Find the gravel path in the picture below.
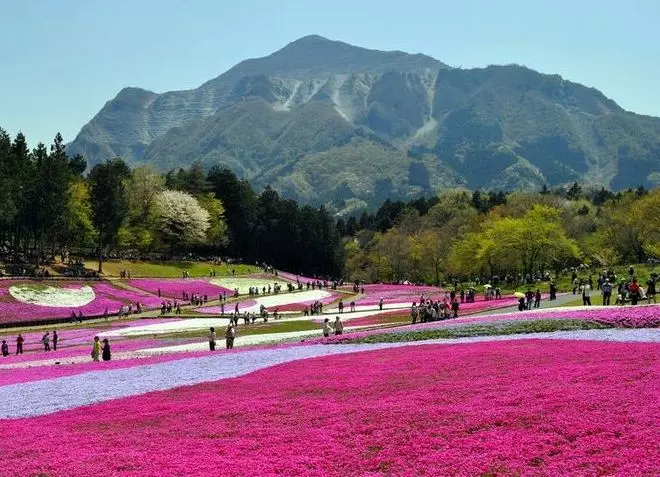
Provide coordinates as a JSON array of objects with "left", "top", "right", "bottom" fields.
[{"left": 3, "top": 328, "right": 658, "bottom": 419}]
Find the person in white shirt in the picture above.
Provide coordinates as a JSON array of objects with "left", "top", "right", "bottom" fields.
[
  {"left": 580, "top": 282, "right": 592, "bottom": 306},
  {"left": 334, "top": 316, "right": 344, "bottom": 335},
  {"left": 208, "top": 327, "right": 216, "bottom": 351},
  {"left": 323, "top": 318, "right": 333, "bottom": 337}
]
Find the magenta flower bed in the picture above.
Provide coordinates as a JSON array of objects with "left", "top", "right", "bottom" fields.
[
  {"left": 2, "top": 340, "right": 658, "bottom": 476},
  {"left": 0, "top": 281, "right": 164, "bottom": 325},
  {"left": 127, "top": 279, "right": 232, "bottom": 300},
  {"left": 351, "top": 284, "right": 444, "bottom": 305},
  {"left": 275, "top": 271, "right": 317, "bottom": 283},
  {"left": 415, "top": 304, "right": 660, "bottom": 330},
  {"left": 314, "top": 304, "right": 660, "bottom": 344}
]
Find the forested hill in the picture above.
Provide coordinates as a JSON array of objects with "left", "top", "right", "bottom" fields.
[{"left": 68, "top": 35, "right": 660, "bottom": 212}]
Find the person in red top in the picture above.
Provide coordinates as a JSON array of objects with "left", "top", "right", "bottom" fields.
[
  {"left": 16, "top": 334, "right": 24, "bottom": 355},
  {"left": 628, "top": 278, "right": 641, "bottom": 305}
]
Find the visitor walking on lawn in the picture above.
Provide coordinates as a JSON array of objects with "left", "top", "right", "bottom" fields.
[
  {"left": 225, "top": 323, "right": 235, "bottom": 349},
  {"left": 334, "top": 316, "right": 344, "bottom": 335},
  {"left": 52, "top": 330, "right": 58, "bottom": 351},
  {"left": 208, "top": 327, "right": 217, "bottom": 351},
  {"left": 15, "top": 334, "right": 24, "bottom": 355},
  {"left": 91, "top": 336, "right": 102, "bottom": 361},
  {"left": 42, "top": 332, "right": 50, "bottom": 352},
  {"left": 1, "top": 340, "right": 8, "bottom": 357},
  {"left": 102, "top": 339, "right": 111, "bottom": 361}
]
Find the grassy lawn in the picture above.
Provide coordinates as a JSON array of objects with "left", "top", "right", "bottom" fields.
[
  {"left": 341, "top": 319, "right": 610, "bottom": 344},
  {"left": 155, "top": 318, "right": 322, "bottom": 340},
  {"left": 90, "top": 260, "right": 260, "bottom": 278}
]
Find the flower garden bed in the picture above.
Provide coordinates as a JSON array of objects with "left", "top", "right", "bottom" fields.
[
  {"left": 209, "top": 276, "right": 292, "bottom": 294},
  {"left": 2, "top": 339, "right": 658, "bottom": 476},
  {"left": 314, "top": 304, "right": 660, "bottom": 344},
  {"left": 127, "top": 278, "right": 232, "bottom": 300},
  {"left": 0, "top": 281, "right": 164, "bottom": 326}
]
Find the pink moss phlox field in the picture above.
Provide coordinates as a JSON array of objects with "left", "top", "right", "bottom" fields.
[
  {"left": 2, "top": 340, "right": 658, "bottom": 476},
  {"left": 314, "top": 304, "right": 660, "bottom": 343},
  {"left": 351, "top": 283, "right": 443, "bottom": 305},
  {"left": 429, "top": 304, "right": 660, "bottom": 329},
  {"left": 274, "top": 271, "right": 317, "bottom": 283},
  {"left": 127, "top": 278, "right": 232, "bottom": 299},
  {"left": 0, "top": 280, "right": 166, "bottom": 325}
]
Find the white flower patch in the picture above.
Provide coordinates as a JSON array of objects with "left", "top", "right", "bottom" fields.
[
  {"left": 9, "top": 284, "right": 95, "bottom": 308},
  {"left": 325, "top": 302, "right": 410, "bottom": 314},
  {"left": 210, "top": 277, "right": 291, "bottom": 294},
  {"left": 234, "top": 289, "right": 335, "bottom": 314},
  {"left": 102, "top": 317, "right": 235, "bottom": 337}
]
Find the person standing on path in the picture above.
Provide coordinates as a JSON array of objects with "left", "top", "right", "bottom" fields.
[
  {"left": 628, "top": 278, "right": 641, "bottom": 305},
  {"left": 91, "top": 336, "right": 102, "bottom": 361},
  {"left": 602, "top": 280, "right": 612, "bottom": 306},
  {"left": 101, "top": 339, "right": 111, "bottom": 361},
  {"left": 1, "top": 340, "right": 8, "bottom": 357},
  {"left": 208, "top": 327, "right": 217, "bottom": 351},
  {"left": 52, "top": 330, "right": 58, "bottom": 351},
  {"left": 379, "top": 298, "right": 384, "bottom": 311},
  {"left": 323, "top": 318, "right": 333, "bottom": 337},
  {"left": 646, "top": 275, "right": 657, "bottom": 304},
  {"left": 15, "top": 334, "right": 24, "bottom": 355},
  {"left": 581, "top": 282, "right": 592, "bottom": 306},
  {"left": 334, "top": 316, "right": 344, "bottom": 335},
  {"left": 534, "top": 290, "right": 541, "bottom": 308},
  {"left": 225, "top": 323, "right": 235, "bottom": 349},
  {"left": 411, "top": 303, "right": 418, "bottom": 324},
  {"left": 42, "top": 332, "right": 50, "bottom": 352}
]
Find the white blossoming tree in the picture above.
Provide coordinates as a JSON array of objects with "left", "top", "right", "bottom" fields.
[{"left": 154, "top": 190, "right": 211, "bottom": 249}]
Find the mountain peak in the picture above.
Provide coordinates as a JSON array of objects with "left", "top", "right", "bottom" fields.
[{"left": 223, "top": 35, "right": 444, "bottom": 80}]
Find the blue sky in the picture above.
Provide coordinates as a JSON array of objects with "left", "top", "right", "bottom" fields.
[{"left": 1, "top": 0, "right": 658, "bottom": 146}]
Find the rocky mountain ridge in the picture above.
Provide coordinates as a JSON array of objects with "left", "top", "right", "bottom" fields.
[{"left": 68, "top": 35, "right": 660, "bottom": 211}]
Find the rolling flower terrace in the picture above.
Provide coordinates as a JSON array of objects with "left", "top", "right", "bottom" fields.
[{"left": 0, "top": 269, "right": 658, "bottom": 476}]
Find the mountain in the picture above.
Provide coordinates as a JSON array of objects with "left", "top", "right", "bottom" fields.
[{"left": 69, "top": 35, "right": 660, "bottom": 211}]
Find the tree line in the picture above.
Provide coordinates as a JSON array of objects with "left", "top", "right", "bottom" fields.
[
  {"left": 343, "top": 184, "right": 659, "bottom": 284},
  {"left": 0, "top": 130, "right": 343, "bottom": 276},
  {"left": 1, "top": 129, "right": 657, "bottom": 281}
]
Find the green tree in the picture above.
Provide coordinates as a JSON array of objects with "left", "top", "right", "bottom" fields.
[{"left": 88, "top": 158, "right": 131, "bottom": 272}]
